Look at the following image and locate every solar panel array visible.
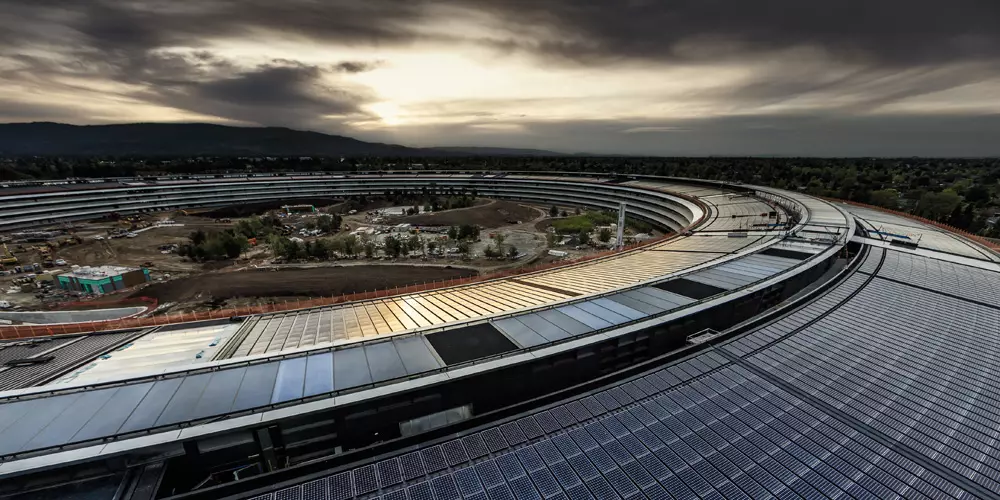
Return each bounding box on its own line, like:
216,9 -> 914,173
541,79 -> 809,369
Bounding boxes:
0,239 -> 818,460
225,235 -> 775,358
0,331 -> 139,390
699,199 -> 779,232
853,212 -> 999,262
265,245 -> 1000,500
870,249 -> 1000,307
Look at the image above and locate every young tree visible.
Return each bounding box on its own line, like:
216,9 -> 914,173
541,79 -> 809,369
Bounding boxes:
447,226 -> 459,240
578,230 -> 591,245
549,205 -> 559,217
507,245 -> 519,259
282,240 -> 303,261
312,239 -> 330,259
458,224 -> 479,240
384,235 -> 403,258
317,214 -> 337,233
190,229 -> 207,246
407,234 -> 423,254
343,235 -> 359,257
574,206 -> 582,215
599,228 -> 613,243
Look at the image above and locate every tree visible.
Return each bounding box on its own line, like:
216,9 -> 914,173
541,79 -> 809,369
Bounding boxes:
317,214 -> 338,233
457,240 -> 471,255
578,230 -> 591,245
363,240 -> 376,258
190,229 -> 207,246
917,191 -> 962,221
311,239 -> 330,259
574,206 -> 582,215
965,185 -> 991,204
494,233 -> 505,255
447,226 -> 459,240
549,205 -> 559,217
869,189 -> 900,210
483,246 -> 498,259
407,234 -> 423,254
507,245 -> 519,259
598,228 -> 613,243
343,235 -> 359,257
427,240 -> 438,255
384,235 -> 403,258
222,232 -> 248,259
458,224 -> 479,240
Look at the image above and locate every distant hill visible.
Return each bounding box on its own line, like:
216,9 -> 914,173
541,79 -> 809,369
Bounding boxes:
432,146 -> 568,156
0,122 -> 441,157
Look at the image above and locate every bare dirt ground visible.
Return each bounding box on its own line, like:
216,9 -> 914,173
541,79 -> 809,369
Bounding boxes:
398,200 -> 540,228
129,265 -> 478,304
51,226 -> 202,273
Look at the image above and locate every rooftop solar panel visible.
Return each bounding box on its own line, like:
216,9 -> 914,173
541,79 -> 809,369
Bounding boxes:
264,245 -> 1000,499
426,323 -> 518,365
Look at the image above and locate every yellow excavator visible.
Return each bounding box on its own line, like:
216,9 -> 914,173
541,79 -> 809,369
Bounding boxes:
0,243 -> 18,267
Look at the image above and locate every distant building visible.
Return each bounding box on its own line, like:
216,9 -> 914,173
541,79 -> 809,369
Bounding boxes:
56,266 -> 151,295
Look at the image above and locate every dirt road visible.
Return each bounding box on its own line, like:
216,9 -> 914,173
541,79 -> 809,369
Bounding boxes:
399,200 -> 540,228
130,265 -> 478,303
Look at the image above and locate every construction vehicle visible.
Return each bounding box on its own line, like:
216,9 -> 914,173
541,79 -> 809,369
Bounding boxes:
0,244 -> 17,266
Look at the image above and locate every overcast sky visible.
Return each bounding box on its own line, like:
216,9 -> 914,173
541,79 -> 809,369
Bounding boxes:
2,0 -> 1000,156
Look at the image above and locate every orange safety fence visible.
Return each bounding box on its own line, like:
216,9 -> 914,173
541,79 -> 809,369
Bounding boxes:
0,236 -> 674,340
825,198 -> 1000,251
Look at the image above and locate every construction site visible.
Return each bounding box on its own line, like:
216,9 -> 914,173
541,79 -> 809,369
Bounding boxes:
0,195 -> 655,320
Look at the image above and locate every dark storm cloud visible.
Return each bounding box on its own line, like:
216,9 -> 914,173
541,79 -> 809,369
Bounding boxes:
2,0 -> 1000,155
461,0 -> 1000,66
137,61 -> 373,129
334,61 -> 382,74
704,63 -> 1000,111
6,0 -> 999,67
